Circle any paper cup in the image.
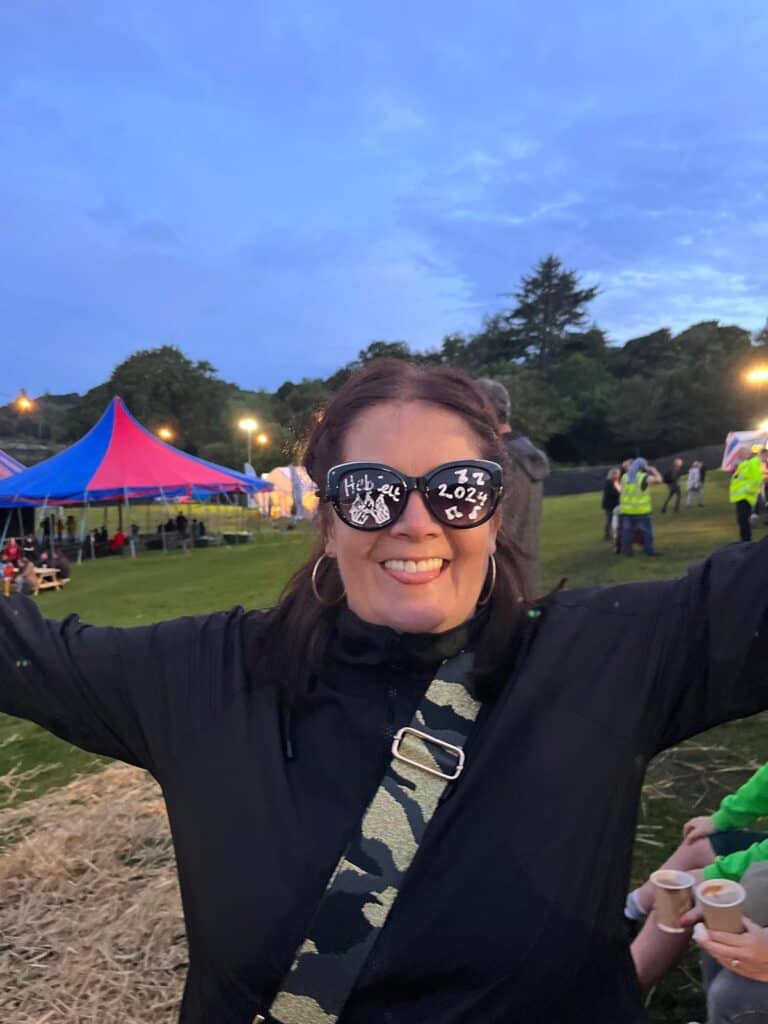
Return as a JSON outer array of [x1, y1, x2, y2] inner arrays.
[[696, 879, 746, 934], [651, 869, 695, 933]]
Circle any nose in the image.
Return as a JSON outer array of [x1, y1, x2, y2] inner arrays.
[[390, 490, 441, 538]]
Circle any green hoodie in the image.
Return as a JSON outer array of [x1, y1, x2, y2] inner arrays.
[[703, 762, 768, 880]]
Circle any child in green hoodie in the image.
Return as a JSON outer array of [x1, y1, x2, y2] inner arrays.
[[628, 761, 768, 991]]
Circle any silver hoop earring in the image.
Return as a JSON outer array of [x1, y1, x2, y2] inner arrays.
[[477, 554, 497, 607], [311, 554, 346, 607]]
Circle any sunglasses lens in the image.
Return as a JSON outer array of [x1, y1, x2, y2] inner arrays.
[[428, 464, 497, 526], [335, 466, 406, 529]]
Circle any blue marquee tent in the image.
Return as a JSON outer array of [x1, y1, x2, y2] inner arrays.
[[0, 397, 271, 507]]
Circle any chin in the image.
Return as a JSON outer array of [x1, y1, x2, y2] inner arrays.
[[376, 602, 454, 635]]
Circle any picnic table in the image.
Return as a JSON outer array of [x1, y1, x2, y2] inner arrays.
[[34, 567, 69, 592]]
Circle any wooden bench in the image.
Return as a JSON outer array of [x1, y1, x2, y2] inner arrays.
[[34, 567, 69, 592]]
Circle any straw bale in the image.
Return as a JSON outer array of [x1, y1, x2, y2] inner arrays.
[[0, 764, 186, 1023]]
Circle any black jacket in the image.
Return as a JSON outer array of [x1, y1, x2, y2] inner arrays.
[[1, 540, 768, 1022], [601, 480, 620, 511]]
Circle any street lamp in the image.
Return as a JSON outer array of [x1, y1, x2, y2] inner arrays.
[[744, 366, 768, 386], [157, 426, 175, 442], [238, 417, 259, 465], [14, 390, 34, 413], [256, 432, 269, 447]]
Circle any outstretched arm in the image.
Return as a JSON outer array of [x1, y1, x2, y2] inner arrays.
[[0, 594, 248, 774]]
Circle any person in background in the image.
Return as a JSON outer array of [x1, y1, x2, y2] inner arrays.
[[661, 457, 684, 514], [83, 528, 97, 559], [21, 532, 40, 563], [690, 860, 768, 1023], [176, 512, 191, 556], [687, 459, 704, 507], [2, 537, 22, 565], [129, 522, 140, 559], [601, 467, 621, 540], [51, 548, 70, 580], [65, 514, 76, 541], [110, 529, 126, 555], [619, 457, 663, 556], [730, 447, 768, 542], [628, 759, 768, 991], [475, 377, 550, 597], [15, 558, 38, 596]]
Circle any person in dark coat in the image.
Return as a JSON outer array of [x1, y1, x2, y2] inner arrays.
[[1, 359, 768, 1024], [661, 457, 684, 514], [602, 467, 622, 540], [475, 377, 550, 597]]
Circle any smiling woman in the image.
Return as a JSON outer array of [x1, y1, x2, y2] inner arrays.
[[264, 358, 526, 700], [2, 360, 768, 1024]]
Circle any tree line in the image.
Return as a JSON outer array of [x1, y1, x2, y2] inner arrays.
[[3, 255, 768, 471]]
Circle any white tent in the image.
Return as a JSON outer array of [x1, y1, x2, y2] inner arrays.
[[260, 466, 318, 519], [721, 430, 768, 472]]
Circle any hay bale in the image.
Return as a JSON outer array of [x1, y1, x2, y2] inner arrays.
[[0, 764, 186, 1023]]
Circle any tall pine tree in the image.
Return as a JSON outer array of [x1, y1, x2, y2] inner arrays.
[[506, 255, 599, 370]]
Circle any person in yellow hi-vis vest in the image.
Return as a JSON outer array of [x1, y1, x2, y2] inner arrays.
[[619, 457, 663, 556], [729, 446, 768, 542]]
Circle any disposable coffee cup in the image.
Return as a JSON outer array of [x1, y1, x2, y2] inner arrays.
[[651, 869, 695, 933], [696, 879, 746, 934]]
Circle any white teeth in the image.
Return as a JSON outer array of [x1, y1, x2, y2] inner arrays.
[[383, 558, 444, 574]]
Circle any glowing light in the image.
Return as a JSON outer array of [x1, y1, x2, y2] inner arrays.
[[157, 426, 174, 441], [757, 419, 768, 433], [15, 391, 34, 413], [238, 417, 259, 434], [256, 432, 269, 446], [744, 366, 768, 385]]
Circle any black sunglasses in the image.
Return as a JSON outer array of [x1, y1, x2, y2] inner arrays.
[[322, 460, 503, 531]]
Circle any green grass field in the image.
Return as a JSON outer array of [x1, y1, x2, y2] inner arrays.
[[1, 471, 765, 1021]]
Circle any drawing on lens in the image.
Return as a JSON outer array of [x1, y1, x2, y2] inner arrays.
[[349, 491, 392, 526], [373, 494, 391, 524]]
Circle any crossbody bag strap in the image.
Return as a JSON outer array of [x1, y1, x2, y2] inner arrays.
[[266, 650, 480, 1024]]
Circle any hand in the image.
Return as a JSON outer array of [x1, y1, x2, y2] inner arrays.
[[694, 917, 768, 981], [682, 815, 716, 843]]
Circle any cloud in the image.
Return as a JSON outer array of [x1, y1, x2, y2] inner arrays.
[[375, 102, 425, 135], [131, 221, 181, 246], [363, 95, 426, 148], [503, 135, 541, 160], [593, 262, 766, 342], [88, 202, 180, 247]]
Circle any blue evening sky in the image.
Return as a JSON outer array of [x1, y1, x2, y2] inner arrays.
[[2, 1, 767, 396]]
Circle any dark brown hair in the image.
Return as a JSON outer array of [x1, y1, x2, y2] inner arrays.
[[255, 359, 529, 701]]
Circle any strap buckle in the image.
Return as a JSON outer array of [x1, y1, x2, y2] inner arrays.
[[391, 726, 465, 781]]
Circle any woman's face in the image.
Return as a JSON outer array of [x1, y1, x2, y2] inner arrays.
[[324, 401, 499, 634]]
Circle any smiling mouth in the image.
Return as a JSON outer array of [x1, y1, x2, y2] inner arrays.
[[380, 557, 448, 584]]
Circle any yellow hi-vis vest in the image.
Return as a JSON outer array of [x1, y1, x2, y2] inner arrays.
[[619, 472, 652, 515], [729, 455, 763, 506]]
